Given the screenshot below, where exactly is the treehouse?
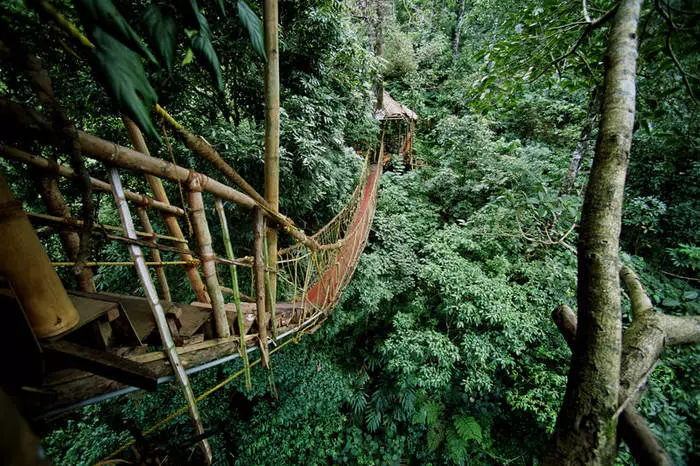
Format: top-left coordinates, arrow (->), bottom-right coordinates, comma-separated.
375,90 -> 419,167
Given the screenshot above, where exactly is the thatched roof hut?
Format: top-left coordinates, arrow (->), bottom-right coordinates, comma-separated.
375,91 -> 418,121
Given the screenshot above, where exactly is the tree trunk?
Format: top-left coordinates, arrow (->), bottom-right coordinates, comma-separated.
543,1 -> 643,464
552,305 -> 673,466
561,86 -> 602,195
374,0 -> 385,110
33,173 -> 95,292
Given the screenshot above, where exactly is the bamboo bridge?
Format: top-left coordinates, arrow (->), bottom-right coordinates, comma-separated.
0,118 -> 383,457
0,1 -> 421,461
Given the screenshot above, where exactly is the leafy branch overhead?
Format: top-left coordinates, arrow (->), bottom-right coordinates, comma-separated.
38,0 -> 266,139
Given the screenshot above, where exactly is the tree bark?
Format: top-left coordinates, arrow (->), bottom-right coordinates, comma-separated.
561,86 -> 602,195
33,173 -> 95,292
551,305 -> 672,466
374,0 -> 385,110
543,1 -> 643,464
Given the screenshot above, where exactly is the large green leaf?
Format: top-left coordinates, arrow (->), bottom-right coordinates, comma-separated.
183,0 -> 223,91
76,0 -> 157,64
237,0 -> 266,60
90,28 -> 159,140
142,3 -> 177,71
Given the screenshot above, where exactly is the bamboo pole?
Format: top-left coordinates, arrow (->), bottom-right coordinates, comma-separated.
136,207 -> 171,301
26,212 -> 186,243
79,131 -> 256,210
0,172 -> 79,338
263,0 -> 281,317
108,167 -> 212,464
0,145 -> 184,216
263,227 -> 278,341
187,176 -> 230,338
32,173 -> 95,292
253,208 -> 269,367
51,260 -> 195,267
122,116 -> 209,303
214,198 -> 252,390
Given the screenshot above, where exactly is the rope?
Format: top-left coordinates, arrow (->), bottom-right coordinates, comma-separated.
100,332 -> 306,463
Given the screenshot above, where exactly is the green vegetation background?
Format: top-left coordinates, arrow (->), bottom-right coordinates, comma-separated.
3,0 -> 695,464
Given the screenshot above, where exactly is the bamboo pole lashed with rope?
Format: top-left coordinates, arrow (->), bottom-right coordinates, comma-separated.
187,175 -> 230,338
136,207 -> 171,301
123,116 -> 210,303
214,198 -> 252,390
263,0 -> 281,334
108,166 -> 212,464
253,208 -> 270,367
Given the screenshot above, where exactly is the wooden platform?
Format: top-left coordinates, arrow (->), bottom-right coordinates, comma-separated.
0,288 -> 314,415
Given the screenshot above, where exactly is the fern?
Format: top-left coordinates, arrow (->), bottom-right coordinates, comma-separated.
453,415 -> 482,444
446,426 -> 467,464
427,421 -> 445,452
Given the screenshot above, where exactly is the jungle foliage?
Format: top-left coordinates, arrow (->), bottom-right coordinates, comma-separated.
1,0 -> 696,464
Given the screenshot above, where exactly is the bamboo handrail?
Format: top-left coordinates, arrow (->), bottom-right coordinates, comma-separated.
187,177 -> 230,338
52,260 -> 197,267
108,166 -> 212,463
26,212 -> 187,244
137,207 -> 171,301
0,145 -> 184,216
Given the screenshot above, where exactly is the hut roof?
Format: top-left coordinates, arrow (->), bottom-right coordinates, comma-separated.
375,91 -> 418,121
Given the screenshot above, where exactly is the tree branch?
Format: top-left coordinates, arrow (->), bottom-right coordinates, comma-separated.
551,305 -> 672,466
532,5 -> 618,81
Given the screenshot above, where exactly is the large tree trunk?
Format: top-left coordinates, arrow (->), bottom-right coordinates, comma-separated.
552,305 -> 673,466
543,0 -> 643,464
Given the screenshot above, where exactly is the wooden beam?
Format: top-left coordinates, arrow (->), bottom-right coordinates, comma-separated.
42,340 -> 157,391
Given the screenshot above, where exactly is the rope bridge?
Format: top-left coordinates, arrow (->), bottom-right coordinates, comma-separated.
0,117 -> 383,462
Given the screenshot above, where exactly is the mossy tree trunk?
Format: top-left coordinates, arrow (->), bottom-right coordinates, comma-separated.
543,0 -> 643,464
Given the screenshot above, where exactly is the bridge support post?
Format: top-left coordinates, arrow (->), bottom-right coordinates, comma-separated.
253,208 -> 269,367
264,0 -> 280,317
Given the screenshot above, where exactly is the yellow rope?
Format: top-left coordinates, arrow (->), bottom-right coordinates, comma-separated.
99,332 -> 305,463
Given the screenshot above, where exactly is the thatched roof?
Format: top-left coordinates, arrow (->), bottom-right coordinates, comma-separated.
375,90 -> 418,121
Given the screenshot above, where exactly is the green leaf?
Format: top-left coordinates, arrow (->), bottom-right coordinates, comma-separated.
454,415 -> 482,443
142,3 -> 177,70
181,48 -> 195,65
90,28 -> 159,141
76,0 -> 157,64
190,29 -> 223,90
237,0 -> 266,60
216,0 -> 227,17
185,0 -> 224,91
